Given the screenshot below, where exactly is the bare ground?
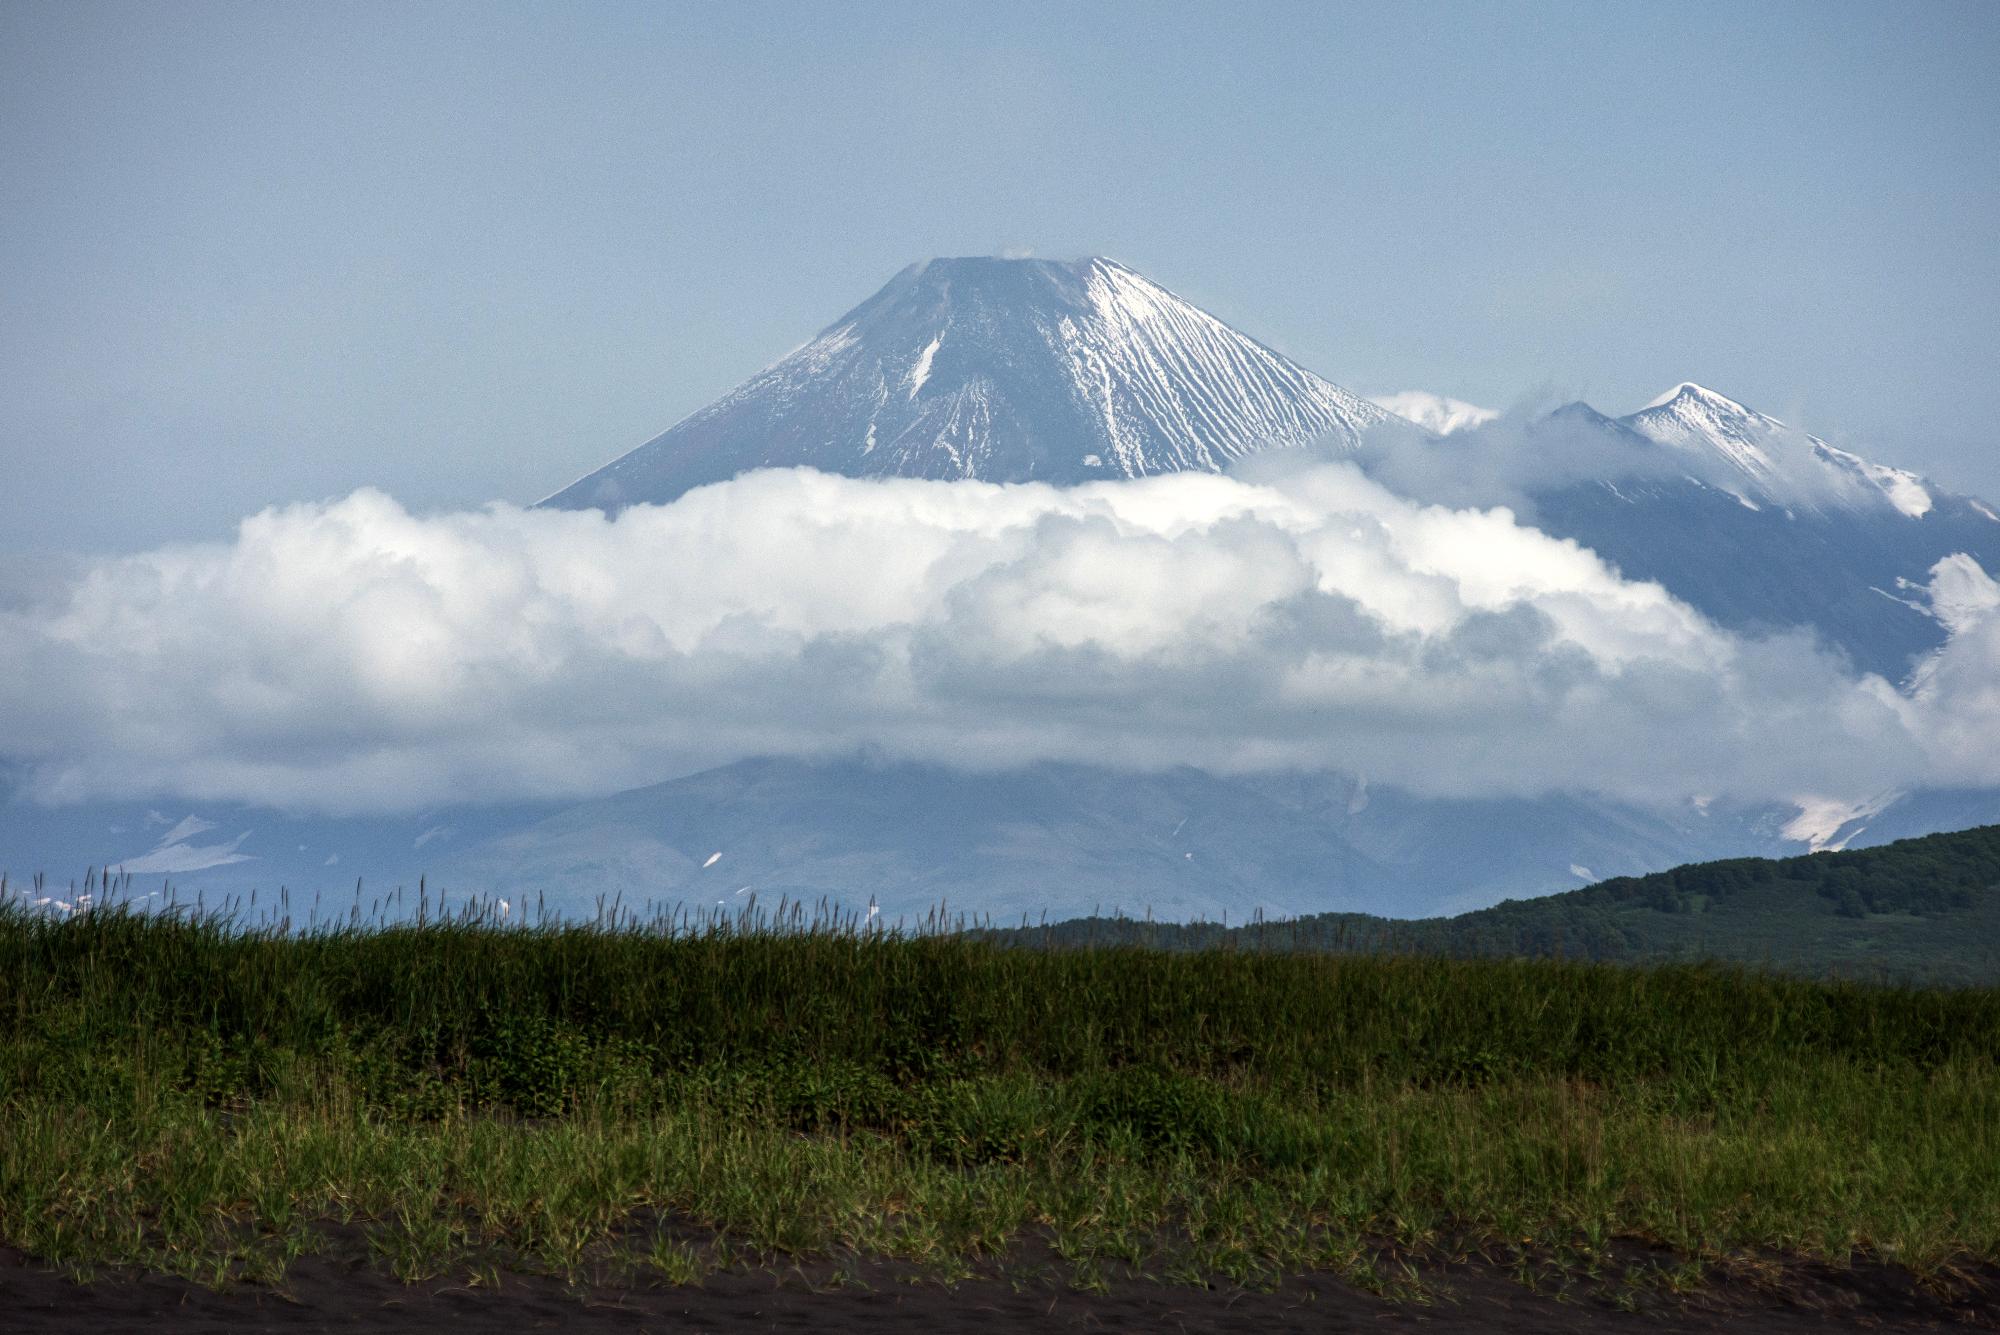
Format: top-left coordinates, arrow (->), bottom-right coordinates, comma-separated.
4,1239 -> 1995,1335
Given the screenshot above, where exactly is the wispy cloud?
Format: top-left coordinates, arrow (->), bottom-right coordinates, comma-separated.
156,814 -> 217,845
116,821 -> 253,874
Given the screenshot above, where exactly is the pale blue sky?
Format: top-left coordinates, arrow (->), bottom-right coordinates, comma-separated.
4,0 -> 1997,550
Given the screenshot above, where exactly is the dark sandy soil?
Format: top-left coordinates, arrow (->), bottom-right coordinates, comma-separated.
3,1243 -> 1994,1334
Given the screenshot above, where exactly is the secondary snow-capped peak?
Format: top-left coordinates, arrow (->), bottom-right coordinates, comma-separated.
1622,382 -> 1784,479
1636,381 -> 1756,415
1367,390 -> 1499,436
1617,382 -> 1933,519
542,256 -> 1395,511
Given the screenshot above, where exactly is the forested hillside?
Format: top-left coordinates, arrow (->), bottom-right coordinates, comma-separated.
985,825 -> 2000,985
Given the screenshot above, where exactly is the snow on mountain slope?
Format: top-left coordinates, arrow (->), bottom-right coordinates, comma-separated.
1623,382 -> 1780,482
1517,389 -> 2000,681
1368,390 -> 1498,436
1815,443 -> 1934,519
1619,382 -> 1935,518
1780,792 -> 1903,853
542,257 -> 1397,510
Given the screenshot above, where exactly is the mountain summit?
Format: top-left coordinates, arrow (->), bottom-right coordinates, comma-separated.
543,256 -> 1395,510
1617,382 -> 1934,518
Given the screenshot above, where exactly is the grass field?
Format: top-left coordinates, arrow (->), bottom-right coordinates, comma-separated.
3,886 -> 1998,1306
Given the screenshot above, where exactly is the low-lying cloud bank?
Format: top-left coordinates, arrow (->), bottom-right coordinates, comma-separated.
2,464 -> 1992,815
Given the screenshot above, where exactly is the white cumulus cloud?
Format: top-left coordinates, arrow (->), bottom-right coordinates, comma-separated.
0,464 -> 1991,816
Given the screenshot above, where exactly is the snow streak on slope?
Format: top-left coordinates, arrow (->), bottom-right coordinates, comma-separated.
1619,383 -> 1934,518
1780,792 -> 1903,853
1060,260 -> 1392,471
543,257 -> 1397,510
1368,390 -> 1498,436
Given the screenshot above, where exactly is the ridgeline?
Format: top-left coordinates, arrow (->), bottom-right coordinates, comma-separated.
981,824 -> 2000,986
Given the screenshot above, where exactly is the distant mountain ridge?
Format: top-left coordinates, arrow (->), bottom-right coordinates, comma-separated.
1618,381 -> 1939,519
1511,384 -> 2000,679
422,756 -> 1793,923
14,771 -> 2000,930
982,823 -> 2000,986
542,256 -> 1400,510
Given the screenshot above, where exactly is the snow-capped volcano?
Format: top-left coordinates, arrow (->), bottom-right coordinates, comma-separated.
543,256 -> 1398,510
1618,382 -> 1934,519
536,256 -> 2000,683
